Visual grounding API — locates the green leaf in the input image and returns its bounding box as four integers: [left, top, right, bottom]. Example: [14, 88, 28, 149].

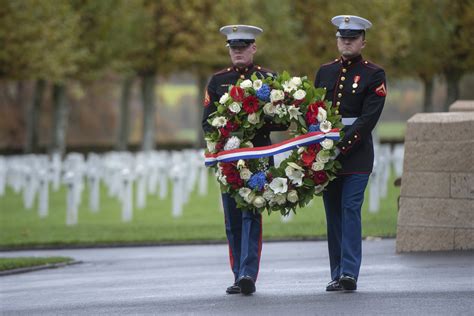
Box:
[297, 115, 307, 128]
[324, 160, 335, 170]
[281, 71, 290, 81]
[314, 88, 326, 99]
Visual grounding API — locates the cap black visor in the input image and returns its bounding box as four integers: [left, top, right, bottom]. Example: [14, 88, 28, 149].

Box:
[227, 39, 254, 48]
[336, 29, 364, 38]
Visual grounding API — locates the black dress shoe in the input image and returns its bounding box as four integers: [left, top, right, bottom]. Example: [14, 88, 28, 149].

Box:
[237, 276, 256, 295]
[339, 274, 357, 291]
[326, 279, 343, 292]
[226, 283, 241, 294]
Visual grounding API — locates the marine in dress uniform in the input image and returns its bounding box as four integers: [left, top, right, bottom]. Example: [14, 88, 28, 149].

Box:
[314, 15, 387, 292]
[202, 25, 285, 295]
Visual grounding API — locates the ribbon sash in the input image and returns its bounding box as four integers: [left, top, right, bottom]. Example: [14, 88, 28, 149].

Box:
[205, 129, 340, 167]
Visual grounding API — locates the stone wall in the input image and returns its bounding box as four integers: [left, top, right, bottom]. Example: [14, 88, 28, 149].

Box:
[396, 101, 474, 252]
[449, 100, 474, 112]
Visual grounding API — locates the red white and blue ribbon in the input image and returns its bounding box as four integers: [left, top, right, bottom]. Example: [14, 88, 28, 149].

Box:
[205, 129, 340, 167]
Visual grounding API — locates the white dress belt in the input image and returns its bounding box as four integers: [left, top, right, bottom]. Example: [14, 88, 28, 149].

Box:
[341, 117, 358, 126]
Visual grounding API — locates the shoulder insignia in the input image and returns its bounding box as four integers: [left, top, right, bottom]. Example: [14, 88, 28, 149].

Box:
[214, 67, 233, 75]
[375, 82, 387, 97]
[256, 65, 273, 73]
[363, 60, 383, 70]
[204, 89, 210, 107]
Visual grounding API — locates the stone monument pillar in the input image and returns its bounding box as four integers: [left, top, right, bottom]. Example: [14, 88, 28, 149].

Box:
[396, 101, 474, 252]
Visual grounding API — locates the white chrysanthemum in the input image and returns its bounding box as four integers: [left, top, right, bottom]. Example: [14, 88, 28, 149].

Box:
[206, 141, 216, 153]
[275, 104, 287, 118]
[253, 79, 263, 90]
[297, 147, 305, 154]
[219, 93, 229, 104]
[282, 80, 297, 93]
[285, 166, 304, 187]
[240, 79, 252, 89]
[262, 188, 275, 201]
[321, 139, 334, 150]
[211, 116, 227, 128]
[270, 89, 285, 102]
[237, 159, 246, 170]
[311, 161, 325, 171]
[263, 102, 276, 116]
[239, 187, 252, 199]
[290, 77, 302, 87]
[273, 193, 287, 205]
[253, 196, 266, 208]
[228, 102, 241, 114]
[316, 150, 330, 163]
[287, 162, 304, 170]
[319, 120, 332, 133]
[248, 113, 260, 125]
[245, 191, 256, 203]
[269, 177, 288, 194]
[293, 89, 306, 100]
[244, 141, 253, 148]
[224, 136, 241, 151]
[287, 190, 299, 203]
[287, 105, 302, 120]
[239, 168, 252, 180]
[317, 108, 327, 122]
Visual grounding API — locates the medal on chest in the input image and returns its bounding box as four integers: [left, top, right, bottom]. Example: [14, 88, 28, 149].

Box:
[352, 75, 360, 93]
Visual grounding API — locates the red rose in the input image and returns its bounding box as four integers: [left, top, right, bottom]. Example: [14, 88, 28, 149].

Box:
[301, 149, 316, 167]
[223, 166, 243, 188]
[221, 162, 236, 172]
[230, 180, 243, 190]
[266, 172, 273, 182]
[230, 86, 245, 102]
[215, 141, 224, 151]
[292, 99, 303, 107]
[305, 111, 318, 125]
[308, 101, 326, 113]
[226, 173, 240, 183]
[308, 143, 321, 152]
[313, 171, 328, 185]
[242, 95, 259, 113]
[225, 121, 239, 131]
[219, 128, 230, 138]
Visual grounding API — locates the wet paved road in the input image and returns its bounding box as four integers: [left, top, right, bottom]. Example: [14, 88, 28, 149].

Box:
[1, 239, 473, 315]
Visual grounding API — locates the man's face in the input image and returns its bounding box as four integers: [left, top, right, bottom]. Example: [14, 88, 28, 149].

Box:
[337, 35, 366, 59]
[229, 43, 257, 67]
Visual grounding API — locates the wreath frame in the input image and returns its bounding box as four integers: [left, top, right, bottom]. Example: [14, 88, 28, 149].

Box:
[205, 71, 344, 215]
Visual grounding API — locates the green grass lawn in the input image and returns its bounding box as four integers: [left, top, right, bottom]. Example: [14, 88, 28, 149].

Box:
[0, 171, 400, 249]
[0, 257, 73, 271]
[377, 122, 407, 140]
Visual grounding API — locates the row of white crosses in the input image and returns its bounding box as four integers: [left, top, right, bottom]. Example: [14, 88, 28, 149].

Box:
[368, 142, 405, 213]
[97, 150, 208, 222]
[1, 154, 55, 218]
[0, 144, 404, 224]
[0, 150, 209, 225]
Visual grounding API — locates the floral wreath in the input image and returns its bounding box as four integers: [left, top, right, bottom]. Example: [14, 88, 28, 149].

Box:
[205, 71, 343, 215]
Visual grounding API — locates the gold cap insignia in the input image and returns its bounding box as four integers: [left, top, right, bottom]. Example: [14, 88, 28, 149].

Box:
[232, 26, 238, 32]
[344, 16, 350, 22]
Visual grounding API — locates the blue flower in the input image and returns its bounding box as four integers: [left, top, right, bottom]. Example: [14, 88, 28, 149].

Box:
[256, 84, 271, 102]
[247, 171, 267, 191]
[309, 124, 320, 132]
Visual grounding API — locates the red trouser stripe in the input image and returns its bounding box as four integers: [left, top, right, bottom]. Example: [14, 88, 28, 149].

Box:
[228, 244, 235, 272]
[255, 214, 263, 281]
